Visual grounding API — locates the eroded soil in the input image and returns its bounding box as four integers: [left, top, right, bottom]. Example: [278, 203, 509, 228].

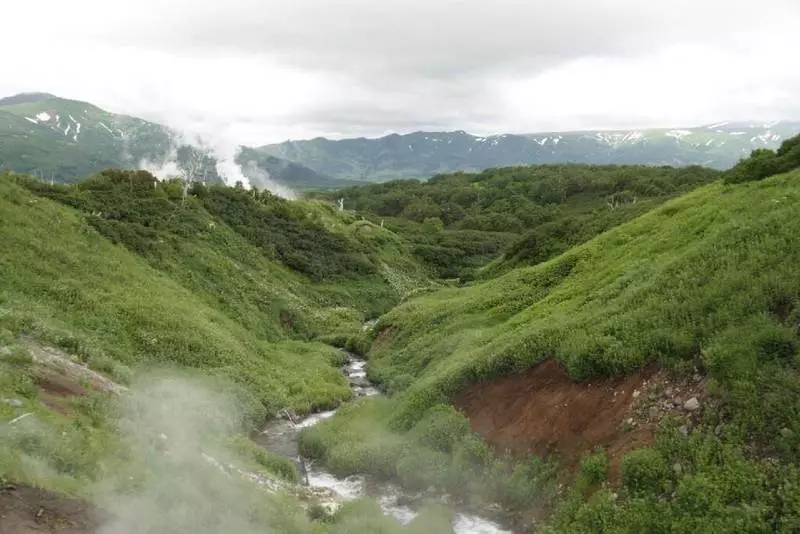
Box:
[0, 484, 105, 534]
[454, 359, 662, 478]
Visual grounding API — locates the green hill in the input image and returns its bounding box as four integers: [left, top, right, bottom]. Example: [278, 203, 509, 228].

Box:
[320, 164, 720, 278]
[0, 170, 430, 415]
[302, 152, 800, 530]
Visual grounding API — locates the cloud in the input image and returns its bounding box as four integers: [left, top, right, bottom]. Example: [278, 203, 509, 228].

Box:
[2, 0, 800, 144]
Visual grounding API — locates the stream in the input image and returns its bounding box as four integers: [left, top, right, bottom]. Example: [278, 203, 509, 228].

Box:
[255, 354, 512, 534]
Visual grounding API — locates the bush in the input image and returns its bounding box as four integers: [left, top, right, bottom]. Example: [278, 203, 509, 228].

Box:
[408, 405, 470, 453]
[579, 449, 609, 486]
[622, 448, 669, 497]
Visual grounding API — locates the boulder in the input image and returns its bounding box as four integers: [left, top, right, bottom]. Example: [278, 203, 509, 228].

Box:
[684, 397, 700, 412]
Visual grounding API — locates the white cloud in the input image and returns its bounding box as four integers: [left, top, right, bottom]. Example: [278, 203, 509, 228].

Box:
[2, 0, 799, 144]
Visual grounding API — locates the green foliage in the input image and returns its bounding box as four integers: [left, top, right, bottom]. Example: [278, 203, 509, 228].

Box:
[408, 405, 470, 453]
[228, 435, 299, 483]
[579, 449, 609, 487]
[316, 164, 719, 277]
[622, 448, 669, 496]
[299, 398, 558, 512]
[725, 133, 800, 183]
[195, 182, 377, 281]
[0, 174, 359, 415]
[361, 171, 800, 432]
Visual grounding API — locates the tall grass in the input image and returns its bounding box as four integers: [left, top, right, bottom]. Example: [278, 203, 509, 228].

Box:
[0, 176, 351, 414]
[366, 171, 800, 432]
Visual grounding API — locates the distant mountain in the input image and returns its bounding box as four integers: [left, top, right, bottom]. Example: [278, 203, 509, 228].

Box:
[0, 93, 340, 189]
[259, 122, 800, 181]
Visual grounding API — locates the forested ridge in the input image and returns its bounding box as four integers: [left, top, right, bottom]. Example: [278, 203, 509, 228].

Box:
[319, 164, 720, 277]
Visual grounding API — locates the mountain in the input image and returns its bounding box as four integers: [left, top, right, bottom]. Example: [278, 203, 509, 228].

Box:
[259, 121, 800, 181]
[0, 92, 340, 189]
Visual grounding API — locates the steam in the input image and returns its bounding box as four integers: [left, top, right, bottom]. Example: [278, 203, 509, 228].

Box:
[93, 374, 296, 534]
[136, 133, 297, 200]
[139, 146, 184, 181]
[241, 160, 297, 200]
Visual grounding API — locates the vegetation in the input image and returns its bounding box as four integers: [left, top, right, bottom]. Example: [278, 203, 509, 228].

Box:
[319, 164, 720, 277]
[0, 170, 432, 418]
[305, 165, 800, 529]
[367, 169, 800, 428]
[6, 134, 800, 531]
[299, 399, 559, 515]
[725, 133, 800, 183]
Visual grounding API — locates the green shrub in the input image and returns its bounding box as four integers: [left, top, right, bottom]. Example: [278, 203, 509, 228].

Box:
[622, 448, 669, 497]
[579, 449, 609, 486]
[408, 405, 470, 453]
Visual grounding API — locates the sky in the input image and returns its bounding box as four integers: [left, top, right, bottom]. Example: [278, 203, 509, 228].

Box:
[3, 0, 800, 145]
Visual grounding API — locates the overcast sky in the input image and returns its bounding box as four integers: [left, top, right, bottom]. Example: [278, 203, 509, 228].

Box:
[3, 0, 800, 145]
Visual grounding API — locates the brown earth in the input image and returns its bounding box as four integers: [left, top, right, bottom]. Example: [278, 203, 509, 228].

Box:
[0, 484, 106, 534]
[454, 359, 661, 480]
[33, 371, 90, 416]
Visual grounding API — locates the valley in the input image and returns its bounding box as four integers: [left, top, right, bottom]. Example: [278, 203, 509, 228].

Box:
[1, 131, 800, 533]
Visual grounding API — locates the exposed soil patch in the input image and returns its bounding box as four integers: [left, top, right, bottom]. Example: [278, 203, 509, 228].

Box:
[454, 359, 661, 478]
[19, 338, 125, 396]
[371, 326, 395, 349]
[0, 483, 106, 534]
[455, 360, 708, 482]
[33, 370, 90, 416]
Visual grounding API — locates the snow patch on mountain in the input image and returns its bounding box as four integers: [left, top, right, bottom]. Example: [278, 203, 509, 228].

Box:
[24, 117, 38, 124]
[666, 130, 692, 140]
[35, 112, 51, 122]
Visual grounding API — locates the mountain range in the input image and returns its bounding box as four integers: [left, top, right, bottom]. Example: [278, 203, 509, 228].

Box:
[260, 122, 800, 181]
[0, 93, 345, 189]
[2, 92, 799, 188]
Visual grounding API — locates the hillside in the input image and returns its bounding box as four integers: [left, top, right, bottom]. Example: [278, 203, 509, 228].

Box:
[302, 153, 800, 529]
[0, 168, 481, 534]
[0, 93, 340, 189]
[318, 164, 720, 278]
[260, 122, 800, 181]
[0, 170, 431, 413]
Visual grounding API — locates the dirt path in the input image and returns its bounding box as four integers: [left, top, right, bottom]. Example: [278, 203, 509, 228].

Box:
[0, 484, 105, 534]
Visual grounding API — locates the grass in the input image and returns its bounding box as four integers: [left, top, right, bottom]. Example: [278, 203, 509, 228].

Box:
[0, 175, 353, 415]
[366, 171, 800, 431]
[299, 398, 559, 515]
[306, 169, 800, 528]
[0, 344, 455, 534]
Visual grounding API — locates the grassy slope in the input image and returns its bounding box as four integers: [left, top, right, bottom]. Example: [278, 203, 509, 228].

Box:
[0, 176, 353, 415]
[303, 170, 800, 529]
[370, 170, 800, 428]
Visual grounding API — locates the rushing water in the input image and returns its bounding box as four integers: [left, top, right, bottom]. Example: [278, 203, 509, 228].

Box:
[258, 354, 512, 534]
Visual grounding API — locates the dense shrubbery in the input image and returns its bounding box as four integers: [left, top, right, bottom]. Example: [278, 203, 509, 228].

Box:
[195, 183, 377, 281]
[725, 133, 800, 183]
[316, 164, 719, 276]
[21, 170, 378, 282]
